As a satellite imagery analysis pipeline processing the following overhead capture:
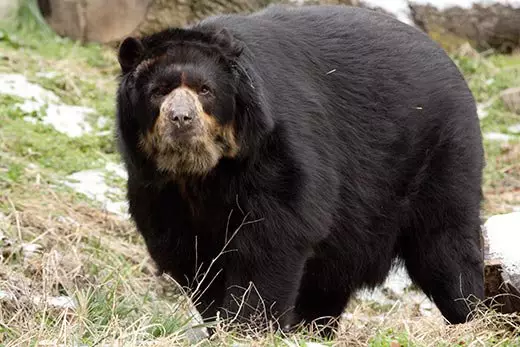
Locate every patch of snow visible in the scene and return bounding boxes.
[105,162,128,180]
[21,243,43,260]
[354,265,437,316]
[18,100,95,138]
[0,73,105,138]
[0,291,16,301]
[508,124,520,134]
[356,265,413,303]
[477,104,489,119]
[96,130,113,137]
[96,116,109,129]
[484,212,520,276]
[484,132,513,142]
[32,295,76,310]
[35,71,59,79]
[56,216,80,227]
[0,73,59,104]
[64,166,129,218]
[48,296,76,310]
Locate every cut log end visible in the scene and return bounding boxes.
[484,259,520,314]
[482,213,520,314]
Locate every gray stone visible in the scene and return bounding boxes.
[501,87,520,114]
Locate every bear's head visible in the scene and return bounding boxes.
[116,26,273,178]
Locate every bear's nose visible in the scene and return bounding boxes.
[171,112,194,127]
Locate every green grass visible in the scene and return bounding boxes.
[0,4,519,346]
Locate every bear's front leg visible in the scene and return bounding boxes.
[220,229,313,331]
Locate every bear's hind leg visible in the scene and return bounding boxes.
[401,218,484,324]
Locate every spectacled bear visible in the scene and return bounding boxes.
[115,4,485,336]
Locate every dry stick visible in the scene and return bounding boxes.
[187,213,265,323]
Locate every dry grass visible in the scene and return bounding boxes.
[0,181,199,346]
[0,179,519,346]
[483,142,520,216]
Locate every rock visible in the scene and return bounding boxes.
[500,87,520,114]
[457,42,481,59]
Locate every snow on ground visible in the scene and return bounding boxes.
[509,124,520,134]
[0,73,108,138]
[0,73,128,217]
[19,100,97,138]
[0,73,60,104]
[64,163,129,218]
[484,132,514,142]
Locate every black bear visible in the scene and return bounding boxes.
[115,4,485,336]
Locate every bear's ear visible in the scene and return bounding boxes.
[214,28,243,59]
[118,37,145,73]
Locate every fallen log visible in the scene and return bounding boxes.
[408,2,520,54]
[37,0,275,44]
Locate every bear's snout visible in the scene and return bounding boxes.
[159,87,204,140]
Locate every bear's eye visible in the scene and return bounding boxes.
[151,85,170,96]
[199,85,211,96]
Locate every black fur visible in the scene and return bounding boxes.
[115,5,485,336]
